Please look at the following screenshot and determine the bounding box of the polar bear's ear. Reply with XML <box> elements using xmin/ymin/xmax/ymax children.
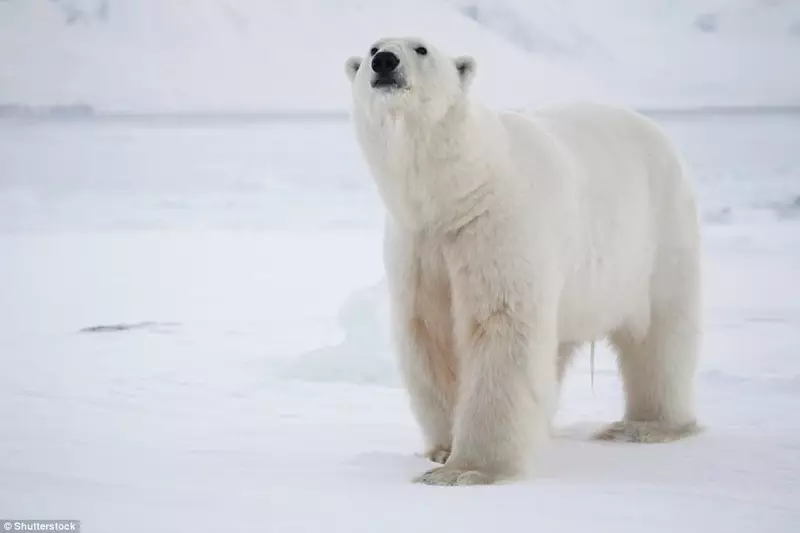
<box><xmin>345</xmin><ymin>57</ymin><xmax>362</xmax><ymax>82</ymax></box>
<box><xmin>454</xmin><ymin>56</ymin><xmax>476</xmax><ymax>90</ymax></box>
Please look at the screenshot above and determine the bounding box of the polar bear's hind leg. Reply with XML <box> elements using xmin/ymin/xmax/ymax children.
<box><xmin>596</xmin><ymin>234</ymin><xmax>701</xmax><ymax>443</ymax></box>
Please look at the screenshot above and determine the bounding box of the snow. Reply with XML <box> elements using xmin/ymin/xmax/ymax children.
<box><xmin>1</xmin><ymin>111</ymin><xmax>799</xmax><ymax>531</ymax></box>
<box><xmin>3</xmin><ymin>2</ymin><xmax>799</xmax><ymax>528</ymax></box>
<box><xmin>447</xmin><ymin>0</ymin><xmax>800</xmax><ymax>109</ymax></box>
<box><xmin>2</xmin><ymin>0</ymin><xmax>799</xmax><ymax>112</ymax></box>
<box><xmin>0</xmin><ymin>0</ymin><xmax>604</xmax><ymax>113</ymax></box>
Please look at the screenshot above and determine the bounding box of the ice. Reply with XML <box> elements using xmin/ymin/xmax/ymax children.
<box><xmin>1</xmin><ymin>112</ymin><xmax>799</xmax><ymax>531</ymax></box>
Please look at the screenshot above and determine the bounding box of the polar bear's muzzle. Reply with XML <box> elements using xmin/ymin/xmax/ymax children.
<box><xmin>370</xmin><ymin>50</ymin><xmax>407</xmax><ymax>90</ymax></box>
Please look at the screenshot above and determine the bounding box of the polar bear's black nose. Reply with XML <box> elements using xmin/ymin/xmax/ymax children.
<box><xmin>371</xmin><ymin>51</ymin><xmax>400</xmax><ymax>75</ymax></box>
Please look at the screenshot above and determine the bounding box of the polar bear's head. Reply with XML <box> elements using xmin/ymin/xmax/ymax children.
<box><xmin>345</xmin><ymin>37</ymin><xmax>476</xmax><ymax>121</ymax></box>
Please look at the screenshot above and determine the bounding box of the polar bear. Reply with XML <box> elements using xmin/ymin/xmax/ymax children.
<box><xmin>344</xmin><ymin>37</ymin><xmax>702</xmax><ymax>486</ymax></box>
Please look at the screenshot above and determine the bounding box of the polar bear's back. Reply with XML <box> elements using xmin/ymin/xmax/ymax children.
<box><xmin>522</xmin><ymin>103</ymin><xmax>686</xmax><ymax>190</ymax></box>
<box><xmin>501</xmin><ymin>102</ymin><xmax>694</xmax><ymax>238</ymax></box>
<box><xmin>498</xmin><ymin>103</ymin><xmax>698</xmax><ymax>342</ymax></box>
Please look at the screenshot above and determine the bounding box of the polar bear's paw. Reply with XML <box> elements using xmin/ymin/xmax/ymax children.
<box><xmin>413</xmin><ymin>465</ymin><xmax>497</xmax><ymax>486</ymax></box>
<box><xmin>593</xmin><ymin>420</ymin><xmax>699</xmax><ymax>443</ymax></box>
<box><xmin>424</xmin><ymin>446</ymin><xmax>451</xmax><ymax>464</ymax></box>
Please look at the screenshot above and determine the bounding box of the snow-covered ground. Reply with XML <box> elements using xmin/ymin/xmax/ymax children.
<box><xmin>1</xmin><ymin>111</ymin><xmax>798</xmax><ymax>531</ymax></box>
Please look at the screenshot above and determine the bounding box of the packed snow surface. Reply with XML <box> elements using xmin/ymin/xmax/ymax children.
<box><xmin>1</xmin><ymin>110</ymin><xmax>799</xmax><ymax>531</ymax></box>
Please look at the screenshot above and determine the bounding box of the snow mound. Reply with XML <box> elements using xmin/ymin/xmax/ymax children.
<box><xmin>280</xmin><ymin>281</ymin><xmax>399</xmax><ymax>387</ymax></box>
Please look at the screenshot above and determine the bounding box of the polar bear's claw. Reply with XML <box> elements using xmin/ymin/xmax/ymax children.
<box><xmin>424</xmin><ymin>447</ymin><xmax>451</xmax><ymax>464</ymax></box>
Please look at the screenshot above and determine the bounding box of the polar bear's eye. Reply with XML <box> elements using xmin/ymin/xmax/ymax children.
<box><xmin>370</xmin><ymin>47</ymin><xmax>379</xmax><ymax>56</ymax></box>
<box><xmin>414</xmin><ymin>46</ymin><xmax>428</xmax><ymax>56</ymax></box>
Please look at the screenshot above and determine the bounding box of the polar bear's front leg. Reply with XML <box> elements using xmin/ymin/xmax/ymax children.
<box><xmin>415</xmin><ymin>226</ymin><xmax>559</xmax><ymax>486</ymax></box>
<box><xmin>391</xmin><ymin>306</ymin><xmax>457</xmax><ymax>464</ymax></box>
<box><xmin>414</xmin><ymin>297</ymin><xmax>558</xmax><ymax>485</ymax></box>
<box><xmin>385</xmin><ymin>225</ymin><xmax>457</xmax><ymax>463</ymax></box>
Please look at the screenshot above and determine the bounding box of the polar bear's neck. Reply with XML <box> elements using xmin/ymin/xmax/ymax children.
<box><xmin>356</xmin><ymin>102</ymin><xmax>504</xmax><ymax>232</ymax></box>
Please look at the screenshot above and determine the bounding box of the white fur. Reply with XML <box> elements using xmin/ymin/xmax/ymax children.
<box><xmin>345</xmin><ymin>38</ymin><xmax>702</xmax><ymax>486</ymax></box>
